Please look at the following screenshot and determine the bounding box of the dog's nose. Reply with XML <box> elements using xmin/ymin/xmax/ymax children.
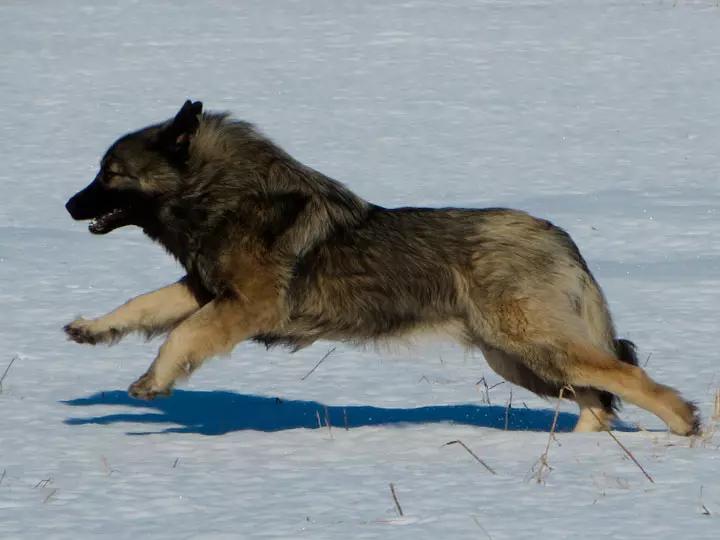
<box><xmin>65</xmin><ymin>197</ymin><xmax>77</xmax><ymax>216</ymax></box>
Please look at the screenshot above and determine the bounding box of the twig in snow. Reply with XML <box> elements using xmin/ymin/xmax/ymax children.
<box><xmin>0</xmin><ymin>356</ymin><xmax>18</xmax><ymax>395</ymax></box>
<box><xmin>34</xmin><ymin>477</ymin><xmax>53</xmax><ymax>489</ymax></box>
<box><xmin>693</xmin><ymin>389</ymin><xmax>719</xmax><ymax>447</ymax></box>
<box><xmin>101</xmin><ymin>455</ymin><xmax>119</xmax><ymax>476</ymax></box>
<box><xmin>472</xmin><ymin>515</ymin><xmax>494</xmax><ymax>540</ymax></box>
<box><xmin>173</xmin><ymin>458</ymin><xmax>179</xmax><ymax>469</ymax></box>
<box><xmin>476</xmin><ymin>376</ymin><xmax>506</xmax><ymax>405</ymax></box>
<box><xmin>584</xmin><ymin>401</ymin><xmax>654</xmax><ymax>483</ymax></box>
<box><xmin>476</xmin><ymin>375</ymin><xmax>491</xmax><ymax>405</ymax></box>
<box><xmin>389</xmin><ymin>483</ymin><xmax>403</xmax><ymax>516</ymax></box>
<box><xmin>700</xmin><ymin>486</ymin><xmax>711</xmax><ymax>516</ymax></box>
<box><xmin>504</xmin><ymin>388</ymin><xmax>513</xmax><ymax>431</ymax></box>
<box><xmin>324</xmin><ymin>405</ymin><xmax>333</xmax><ymax>439</ymax></box>
<box><xmin>605</xmin><ymin>428</ymin><xmax>654</xmax><ymax>483</ymax></box>
<box><xmin>43</xmin><ymin>489</ymin><xmax>57</xmax><ymax>504</ymax></box>
<box><xmin>301</xmin><ymin>347</ymin><xmax>336</xmax><ymax>381</ymax></box>
<box><xmin>443</xmin><ymin>440</ymin><xmax>497</xmax><ymax>475</ymax></box>
<box><xmin>536</xmin><ymin>387</ymin><xmax>565</xmax><ymax>484</ymax></box>
<box><xmin>0</xmin><ymin>469</ymin><xmax>6</xmax><ymax>485</ymax></box>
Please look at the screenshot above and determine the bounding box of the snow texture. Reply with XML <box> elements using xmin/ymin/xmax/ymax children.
<box><xmin>1</xmin><ymin>1</ymin><xmax>719</xmax><ymax>539</ymax></box>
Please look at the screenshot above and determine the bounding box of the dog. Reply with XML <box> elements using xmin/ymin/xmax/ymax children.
<box><xmin>64</xmin><ymin>100</ymin><xmax>700</xmax><ymax>435</ymax></box>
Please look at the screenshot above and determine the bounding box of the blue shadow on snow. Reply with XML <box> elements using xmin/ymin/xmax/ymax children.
<box><xmin>62</xmin><ymin>389</ymin><xmax>638</xmax><ymax>435</ymax></box>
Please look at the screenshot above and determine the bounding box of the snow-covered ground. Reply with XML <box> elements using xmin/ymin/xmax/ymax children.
<box><xmin>1</xmin><ymin>1</ymin><xmax>719</xmax><ymax>538</ymax></box>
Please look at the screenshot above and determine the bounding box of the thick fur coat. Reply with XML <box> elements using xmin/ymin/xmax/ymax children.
<box><xmin>64</xmin><ymin>101</ymin><xmax>700</xmax><ymax>435</ymax></box>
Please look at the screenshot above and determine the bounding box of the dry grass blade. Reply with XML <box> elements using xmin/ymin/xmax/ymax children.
<box><xmin>604</xmin><ymin>427</ymin><xmax>654</xmax><ymax>483</ymax></box>
<box><xmin>43</xmin><ymin>489</ymin><xmax>57</xmax><ymax>504</ymax></box>
<box><xmin>476</xmin><ymin>376</ymin><xmax>505</xmax><ymax>405</ymax></box>
<box><xmin>700</xmin><ymin>486</ymin><xmax>711</xmax><ymax>516</ymax></box>
<box><xmin>472</xmin><ymin>515</ymin><xmax>494</xmax><ymax>540</ymax></box>
<box><xmin>0</xmin><ymin>356</ymin><xmax>18</xmax><ymax>395</ymax></box>
<box><xmin>536</xmin><ymin>386</ymin><xmax>565</xmax><ymax>484</ymax></box>
<box><xmin>101</xmin><ymin>455</ymin><xmax>120</xmax><ymax>476</ymax></box>
<box><xmin>34</xmin><ymin>477</ymin><xmax>53</xmax><ymax>489</ymax></box>
<box><xmin>301</xmin><ymin>347</ymin><xmax>336</xmax><ymax>381</ymax></box>
<box><xmin>389</xmin><ymin>483</ymin><xmax>403</xmax><ymax>516</ymax></box>
<box><xmin>504</xmin><ymin>388</ymin><xmax>513</xmax><ymax>431</ymax></box>
<box><xmin>476</xmin><ymin>375</ymin><xmax>491</xmax><ymax>405</ymax></box>
<box><xmin>643</xmin><ymin>352</ymin><xmax>652</xmax><ymax>367</ymax></box>
<box><xmin>443</xmin><ymin>440</ymin><xmax>497</xmax><ymax>475</ymax></box>
<box><xmin>324</xmin><ymin>405</ymin><xmax>334</xmax><ymax>439</ymax></box>
<box><xmin>584</xmin><ymin>405</ymin><xmax>655</xmax><ymax>484</ymax></box>
<box><xmin>696</xmin><ymin>388</ymin><xmax>720</xmax><ymax>446</ymax></box>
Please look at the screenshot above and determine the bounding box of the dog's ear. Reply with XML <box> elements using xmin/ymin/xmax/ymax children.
<box><xmin>157</xmin><ymin>100</ymin><xmax>203</xmax><ymax>162</ymax></box>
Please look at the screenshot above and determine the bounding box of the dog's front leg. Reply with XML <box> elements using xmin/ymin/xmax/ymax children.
<box><xmin>128</xmin><ymin>293</ymin><xmax>282</xmax><ymax>400</ymax></box>
<box><xmin>64</xmin><ymin>276</ymin><xmax>206</xmax><ymax>345</ymax></box>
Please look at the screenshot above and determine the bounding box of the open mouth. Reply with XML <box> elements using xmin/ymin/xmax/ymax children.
<box><xmin>89</xmin><ymin>207</ymin><xmax>132</xmax><ymax>235</ymax></box>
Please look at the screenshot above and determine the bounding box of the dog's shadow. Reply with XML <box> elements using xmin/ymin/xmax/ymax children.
<box><xmin>62</xmin><ymin>389</ymin><xmax>639</xmax><ymax>435</ymax></box>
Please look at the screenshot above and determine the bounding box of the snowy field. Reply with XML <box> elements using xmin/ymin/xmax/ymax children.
<box><xmin>1</xmin><ymin>0</ymin><xmax>720</xmax><ymax>538</ymax></box>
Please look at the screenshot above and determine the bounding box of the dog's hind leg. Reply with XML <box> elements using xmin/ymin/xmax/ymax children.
<box><xmin>563</xmin><ymin>343</ymin><xmax>700</xmax><ymax>436</ymax></box>
<box><xmin>64</xmin><ymin>276</ymin><xmax>206</xmax><ymax>345</ymax></box>
<box><xmin>571</xmin><ymin>388</ymin><xmax>615</xmax><ymax>432</ymax></box>
<box><xmin>469</xmin><ymin>294</ymin><xmax>699</xmax><ymax>435</ymax></box>
<box><xmin>479</xmin><ymin>345</ymin><xmax>613</xmax><ymax>431</ymax></box>
<box><xmin>480</xmin><ymin>331</ymin><xmax>699</xmax><ymax>435</ymax></box>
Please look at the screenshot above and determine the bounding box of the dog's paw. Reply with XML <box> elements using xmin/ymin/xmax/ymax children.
<box><xmin>64</xmin><ymin>318</ymin><xmax>120</xmax><ymax>345</ymax></box>
<box><xmin>128</xmin><ymin>373</ymin><xmax>172</xmax><ymax>401</ymax></box>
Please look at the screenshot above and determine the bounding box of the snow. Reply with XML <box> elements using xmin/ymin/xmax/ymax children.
<box><xmin>1</xmin><ymin>0</ymin><xmax>719</xmax><ymax>538</ymax></box>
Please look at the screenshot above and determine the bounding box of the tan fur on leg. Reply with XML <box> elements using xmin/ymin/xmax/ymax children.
<box><xmin>482</xmin><ymin>346</ymin><xmax>613</xmax><ymax>432</ymax></box>
<box><xmin>64</xmin><ymin>277</ymin><xmax>204</xmax><ymax>345</ymax></box>
<box><xmin>573</xmin><ymin>389</ymin><xmax>613</xmax><ymax>432</ymax></box>
<box><xmin>566</xmin><ymin>344</ymin><xmax>699</xmax><ymax>436</ymax></box>
<box><xmin>128</xmin><ymin>272</ymin><xmax>284</xmax><ymax>400</ymax></box>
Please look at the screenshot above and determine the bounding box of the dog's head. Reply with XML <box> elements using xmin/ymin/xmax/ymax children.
<box><xmin>65</xmin><ymin>100</ymin><xmax>203</xmax><ymax>235</ymax></box>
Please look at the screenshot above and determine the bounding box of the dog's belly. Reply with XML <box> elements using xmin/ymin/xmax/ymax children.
<box><xmin>279</xmin><ymin>275</ymin><xmax>465</xmax><ymax>347</ymax></box>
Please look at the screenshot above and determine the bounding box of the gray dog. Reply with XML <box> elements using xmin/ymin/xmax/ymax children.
<box><xmin>64</xmin><ymin>101</ymin><xmax>699</xmax><ymax>435</ymax></box>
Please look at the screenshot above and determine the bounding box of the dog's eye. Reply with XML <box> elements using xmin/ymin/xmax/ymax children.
<box><xmin>104</xmin><ymin>160</ymin><xmax>125</xmax><ymax>175</ymax></box>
